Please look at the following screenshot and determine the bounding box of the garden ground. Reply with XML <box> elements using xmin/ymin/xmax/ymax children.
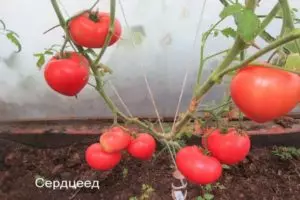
<box><xmin>0</xmin><ymin>140</ymin><xmax>299</xmax><ymax>200</ymax></box>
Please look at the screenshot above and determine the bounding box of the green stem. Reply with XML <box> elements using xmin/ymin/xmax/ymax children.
<box><xmin>93</xmin><ymin>0</ymin><xmax>116</xmax><ymax>66</ymax></box>
<box><xmin>60</xmin><ymin>38</ymin><xmax>68</xmax><ymax>57</ymax></box>
<box><xmin>203</xmin><ymin>49</ymin><xmax>229</xmax><ymax>62</ymax></box>
<box><xmin>258</xmin><ymin>3</ymin><xmax>280</xmax><ymax>36</ymax></box>
<box><xmin>279</xmin><ymin>0</ymin><xmax>300</xmax><ymax>53</ymax></box>
<box><xmin>197</xmin><ymin>19</ymin><xmax>224</xmax><ymax>84</ymax></box>
<box><xmin>218</xmin><ymin>30</ymin><xmax>300</xmax><ymax>77</ymax></box>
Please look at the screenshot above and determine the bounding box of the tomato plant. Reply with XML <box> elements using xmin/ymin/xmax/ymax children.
<box><xmin>69</xmin><ymin>12</ymin><xmax>122</xmax><ymax>48</ymax></box>
<box><xmin>204</xmin><ymin>128</ymin><xmax>251</xmax><ymax>165</ymax></box>
<box><xmin>44</xmin><ymin>52</ymin><xmax>90</xmax><ymax>96</ymax></box>
<box><xmin>85</xmin><ymin>143</ymin><xmax>121</xmax><ymax>170</ymax></box>
<box><xmin>35</xmin><ymin>0</ymin><xmax>300</xmax><ymax>195</ymax></box>
<box><xmin>127</xmin><ymin>133</ymin><xmax>156</xmax><ymax>160</ymax></box>
<box><xmin>99</xmin><ymin>127</ymin><xmax>131</xmax><ymax>153</ymax></box>
<box><xmin>176</xmin><ymin>146</ymin><xmax>222</xmax><ymax>185</ymax></box>
<box><xmin>230</xmin><ymin>65</ymin><xmax>300</xmax><ymax>123</ymax></box>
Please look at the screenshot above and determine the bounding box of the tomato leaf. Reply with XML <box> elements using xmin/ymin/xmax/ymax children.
<box><xmin>284</xmin><ymin>53</ymin><xmax>300</xmax><ymax>73</ymax></box>
<box><xmin>236</xmin><ymin>9</ymin><xmax>261</xmax><ymax>42</ymax></box>
<box><xmin>44</xmin><ymin>50</ymin><xmax>54</xmax><ymax>55</ymax></box>
<box><xmin>6</xmin><ymin>31</ymin><xmax>22</xmax><ymax>52</ymax></box>
<box><xmin>34</xmin><ymin>54</ymin><xmax>45</xmax><ymax>69</ymax></box>
<box><xmin>203</xmin><ymin>193</ymin><xmax>214</xmax><ymax>200</ymax></box>
<box><xmin>221</xmin><ymin>27</ymin><xmax>237</xmax><ymax>38</ymax></box>
<box><xmin>219</xmin><ymin>3</ymin><xmax>244</xmax><ymax>18</ymax></box>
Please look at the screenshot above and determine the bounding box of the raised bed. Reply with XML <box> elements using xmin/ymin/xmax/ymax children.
<box><xmin>0</xmin><ymin>116</ymin><xmax>299</xmax><ymax>200</ymax></box>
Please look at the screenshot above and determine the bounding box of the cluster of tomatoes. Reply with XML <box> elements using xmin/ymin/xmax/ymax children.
<box><xmin>176</xmin><ymin>128</ymin><xmax>250</xmax><ymax>185</ymax></box>
<box><xmin>43</xmin><ymin>12</ymin><xmax>122</xmax><ymax>97</ymax></box>
<box><xmin>85</xmin><ymin>127</ymin><xmax>156</xmax><ymax>170</ymax></box>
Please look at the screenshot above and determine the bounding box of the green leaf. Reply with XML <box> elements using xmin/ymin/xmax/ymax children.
<box><xmin>204</xmin><ymin>193</ymin><xmax>214</xmax><ymax>200</ymax></box>
<box><xmin>204</xmin><ymin>184</ymin><xmax>213</xmax><ymax>192</ymax></box>
<box><xmin>196</xmin><ymin>197</ymin><xmax>205</xmax><ymax>200</ymax></box>
<box><xmin>284</xmin><ymin>53</ymin><xmax>300</xmax><ymax>72</ymax></box>
<box><xmin>6</xmin><ymin>32</ymin><xmax>21</xmax><ymax>52</ymax></box>
<box><xmin>44</xmin><ymin>50</ymin><xmax>54</xmax><ymax>55</ymax></box>
<box><xmin>34</xmin><ymin>54</ymin><xmax>45</xmax><ymax>69</ymax></box>
<box><xmin>236</xmin><ymin>9</ymin><xmax>261</xmax><ymax>42</ymax></box>
<box><xmin>0</xmin><ymin>20</ymin><xmax>6</xmax><ymax>30</ymax></box>
<box><xmin>221</xmin><ymin>27</ymin><xmax>237</xmax><ymax>38</ymax></box>
<box><xmin>220</xmin><ymin>3</ymin><xmax>244</xmax><ymax>18</ymax></box>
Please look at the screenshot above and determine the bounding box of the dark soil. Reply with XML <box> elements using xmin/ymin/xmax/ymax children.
<box><xmin>0</xmin><ymin>140</ymin><xmax>299</xmax><ymax>200</ymax></box>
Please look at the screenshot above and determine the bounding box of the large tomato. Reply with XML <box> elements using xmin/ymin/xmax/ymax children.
<box><xmin>99</xmin><ymin>127</ymin><xmax>131</xmax><ymax>153</ymax></box>
<box><xmin>44</xmin><ymin>52</ymin><xmax>89</xmax><ymax>96</ymax></box>
<box><xmin>69</xmin><ymin>12</ymin><xmax>122</xmax><ymax>48</ymax></box>
<box><xmin>176</xmin><ymin>146</ymin><xmax>222</xmax><ymax>185</ymax></box>
<box><xmin>85</xmin><ymin>143</ymin><xmax>121</xmax><ymax>170</ymax></box>
<box><xmin>230</xmin><ymin>65</ymin><xmax>300</xmax><ymax>123</ymax></box>
<box><xmin>205</xmin><ymin>128</ymin><xmax>251</xmax><ymax>165</ymax></box>
<box><xmin>127</xmin><ymin>133</ymin><xmax>156</xmax><ymax>160</ymax></box>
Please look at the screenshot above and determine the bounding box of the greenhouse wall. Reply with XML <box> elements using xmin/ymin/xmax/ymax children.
<box><xmin>0</xmin><ymin>0</ymin><xmax>300</xmax><ymax>120</ymax></box>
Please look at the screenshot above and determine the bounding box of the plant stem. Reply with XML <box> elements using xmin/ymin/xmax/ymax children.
<box><xmin>279</xmin><ymin>0</ymin><xmax>300</xmax><ymax>53</ymax></box>
<box><xmin>50</xmin><ymin>0</ymin><xmax>170</xmax><ymax>139</ymax></box>
<box><xmin>197</xmin><ymin>19</ymin><xmax>224</xmax><ymax>84</ymax></box>
<box><xmin>258</xmin><ymin>3</ymin><xmax>280</xmax><ymax>36</ymax></box>
<box><xmin>203</xmin><ymin>49</ymin><xmax>229</xmax><ymax>62</ymax></box>
<box><xmin>93</xmin><ymin>0</ymin><xmax>116</xmax><ymax>66</ymax></box>
<box><xmin>218</xmin><ymin>30</ymin><xmax>300</xmax><ymax>77</ymax></box>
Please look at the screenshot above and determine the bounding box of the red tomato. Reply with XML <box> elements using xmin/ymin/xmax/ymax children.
<box><xmin>69</xmin><ymin>12</ymin><xmax>122</xmax><ymax>48</ymax></box>
<box><xmin>99</xmin><ymin>127</ymin><xmax>131</xmax><ymax>153</ymax></box>
<box><xmin>175</xmin><ymin>146</ymin><xmax>222</xmax><ymax>185</ymax></box>
<box><xmin>127</xmin><ymin>133</ymin><xmax>156</xmax><ymax>160</ymax></box>
<box><xmin>230</xmin><ymin>65</ymin><xmax>300</xmax><ymax>123</ymax></box>
<box><xmin>85</xmin><ymin>143</ymin><xmax>121</xmax><ymax>170</ymax></box>
<box><xmin>44</xmin><ymin>52</ymin><xmax>89</xmax><ymax>96</ymax></box>
<box><xmin>205</xmin><ymin>128</ymin><xmax>251</xmax><ymax>165</ymax></box>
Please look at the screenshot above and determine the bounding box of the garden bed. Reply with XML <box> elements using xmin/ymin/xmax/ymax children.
<box><xmin>0</xmin><ymin>140</ymin><xmax>299</xmax><ymax>200</ymax></box>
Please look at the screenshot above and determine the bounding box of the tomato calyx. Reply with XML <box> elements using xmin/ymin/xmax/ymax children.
<box><xmin>88</xmin><ymin>11</ymin><xmax>100</xmax><ymax>23</ymax></box>
<box><xmin>54</xmin><ymin>51</ymin><xmax>74</xmax><ymax>60</ymax></box>
<box><xmin>220</xmin><ymin>127</ymin><xmax>228</xmax><ymax>135</ymax></box>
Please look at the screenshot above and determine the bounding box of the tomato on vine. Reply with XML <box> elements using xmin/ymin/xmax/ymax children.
<box><xmin>230</xmin><ymin>65</ymin><xmax>300</xmax><ymax>123</ymax></box>
<box><xmin>44</xmin><ymin>52</ymin><xmax>90</xmax><ymax>96</ymax></box>
<box><xmin>176</xmin><ymin>146</ymin><xmax>222</xmax><ymax>185</ymax></box>
<box><xmin>99</xmin><ymin>126</ymin><xmax>131</xmax><ymax>153</ymax></box>
<box><xmin>85</xmin><ymin>143</ymin><xmax>121</xmax><ymax>170</ymax></box>
<box><xmin>204</xmin><ymin>128</ymin><xmax>251</xmax><ymax>165</ymax></box>
<box><xmin>69</xmin><ymin>12</ymin><xmax>122</xmax><ymax>48</ymax></box>
<box><xmin>127</xmin><ymin>133</ymin><xmax>156</xmax><ymax>160</ymax></box>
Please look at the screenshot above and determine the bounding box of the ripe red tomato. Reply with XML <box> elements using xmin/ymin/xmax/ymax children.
<box><xmin>99</xmin><ymin>127</ymin><xmax>131</xmax><ymax>153</ymax></box>
<box><xmin>85</xmin><ymin>143</ymin><xmax>121</xmax><ymax>170</ymax></box>
<box><xmin>69</xmin><ymin>12</ymin><xmax>122</xmax><ymax>48</ymax></box>
<box><xmin>230</xmin><ymin>65</ymin><xmax>300</xmax><ymax>123</ymax></box>
<box><xmin>175</xmin><ymin>146</ymin><xmax>222</xmax><ymax>185</ymax></box>
<box><xmin>127</xmin><ymin>133</ymin><xmax>156</xmax><ymax>160</ymax></box>
<box><xmin>205</xmin><ymin>128</ymin><xmax>251</xmax><ymax>165</ymax></box>
<box><xmin>44</xmin><ymin>52</ymin><xmax>89</xmax><ymax>96</ymax></box>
